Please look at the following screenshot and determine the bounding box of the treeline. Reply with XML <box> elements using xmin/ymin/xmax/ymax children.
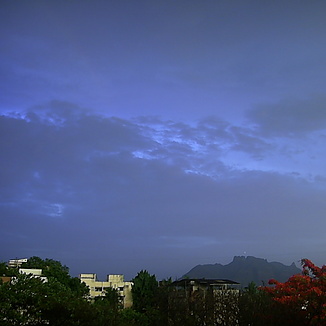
<box><xmin>0</xmin><ymin>257</ymin><xmax>325</xmax><ymax>325</ymax></box>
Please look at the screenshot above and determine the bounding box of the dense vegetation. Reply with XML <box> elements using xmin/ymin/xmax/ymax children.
<box><xmin>0</xmin><ymin>257</ymin><xmax>325</xmax><ymax>325</ymax></box>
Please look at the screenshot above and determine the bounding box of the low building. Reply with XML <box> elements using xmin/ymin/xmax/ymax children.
<box><xmin>19</xmin><ymin>268</ymin><xmax>48</xmax><ymax>282</ymax></box>
<box><xmin>19</xmin><ymin>268</ymin><xmax>43</xmax><ymax>276</ymax></box>
<box><xmin>8</xmin><ymin>258</ymin><xmax>28</xmax><ymax>268</ymax></box>
<box><xmin>170</xmin><ymin>278</ymin><xmax>240</xmax><ymax>325</ymax></box>
<box><xmin>79</xmin><ymin>273</ymin><xmax>133</xmax><ymax>308</ymax></box>
<box><xmin>171</xmin><ymin>278</ymin><xmax>240</xmax><ymax>291</ymax></box>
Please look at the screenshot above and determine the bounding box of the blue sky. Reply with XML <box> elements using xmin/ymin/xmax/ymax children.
<box><xmin>1</xmin><ymin>0</ymin><xmax>326</xmax><ymax>280</ymax></box>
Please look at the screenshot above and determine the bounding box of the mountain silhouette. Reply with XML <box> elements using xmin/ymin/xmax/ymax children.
<box><xmin>183</xmin><ymin>256</ymin><xmax>301</xmax><ymax>286</ymax></box>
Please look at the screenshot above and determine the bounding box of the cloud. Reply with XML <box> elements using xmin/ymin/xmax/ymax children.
<box><xmin>247</xmin><ymin>95</ymin><xmax>326</xmax><ymax>137</ymax></box>
<box><xmin>1</xmin><ymin>103</ymin><xmax>326</xmax><ymax>279</ymax></box>
<box><xmin>229</xmin><ymin>126</ymin><xmax>273</xmax><ymax>159</ymax></box>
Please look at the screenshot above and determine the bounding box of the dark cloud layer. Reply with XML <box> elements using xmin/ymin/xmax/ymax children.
<box><xmin>1</xmin><ymin>103</ymin><xmax>325</xmax><ymax>279</ymax></box>
<box><xmin>1</xmin><ymin>1</ymin><xmax>326</xmax><ymax>279</ymax></box>
<box><xmin>2</xmin><ymin>1</ymin><xmax>326</xmax><ymax>121</ymax></box>
<box><xmin>248</xmin><ymin>95</ymin><xmax>326</xmax><ymax>137</ymax></box>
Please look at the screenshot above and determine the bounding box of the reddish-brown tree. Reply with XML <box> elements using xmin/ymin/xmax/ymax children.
<box><xmin>262</xmin><ymin>259</ymin><xmax>326</xmax><ymax>325</ymax></box>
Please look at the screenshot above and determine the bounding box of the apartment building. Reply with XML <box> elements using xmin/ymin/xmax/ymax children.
<box><xmin>171</xmin><ymin>278</ymin><xmax>240</xmax><ymax>291</ymax></box>
<box><xmin>79</xmin><ymin>273</ymin><xmax>133</xmax><ymax>308</ymax></box>
<box><xmin>19</xmin><ymin>268</ymin><xmax>48</xmax><ymax>282</ymax></box>
<box><xmin>8</xmin><ymin>258</ymin><xmax>28</xmax><ymax>268</ymax></box>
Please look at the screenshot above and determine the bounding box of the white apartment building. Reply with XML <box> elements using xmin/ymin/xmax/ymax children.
<box><xmin>8</xmin><ymin>258</ymin><xmax>28</xmax><ymax>268</ymax></box>
<box><xmin>79</xmin><ymin>273</ymin><xmax>133</xmax><ymax>308</ymax></box>
<box><xmin>19</xmin><ymin>268</ymin><xmax>48</xmax><ymax>282</ymax></box>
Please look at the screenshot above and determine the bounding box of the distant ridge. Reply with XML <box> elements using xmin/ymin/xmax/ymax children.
<box><xmin>183</xmin><ymin>256</ymin><xmax>301</xmax><ymax>286</ymax></box>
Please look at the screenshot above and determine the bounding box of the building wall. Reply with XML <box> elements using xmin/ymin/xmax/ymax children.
<box><xmin>19</xmin><ymin>268</ymin><xmax>43</xmax><ymax>276</ymax></box>
<box><xmin>8</xmin><ymin>258</ymin><xmax>28</xmax><ymax>268</ymax></box>
<box><xmin>79</xmin><ymin>273</ymin><xmax>133</xmax><ymax>308</ymax></box>
<box><xmin>19</xmin><ymin>268</ymin><xmax>48</xmax><ymax>282</ymax></box>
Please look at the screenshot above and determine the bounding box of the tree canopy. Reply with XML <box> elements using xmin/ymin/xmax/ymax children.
<box><xmin>0</xmin><ymin>261</ymin><xmax>19</xmax><ymax>277</ymax></box>
<box><xmin>21</xmin><ymin>256</ymin><xmax>88</xmax><ymax>296</ymax></box>
<box><xmin>262</xmin><ymin>259</ymin><xmax>326</xmax><ymax>325</ymax></box>
<box><xmin>131</xmin><ymin>270</ymin><xmax>158</xmax><ymax>313</ymax></box>
<box><xmin>0</xmin><ymin>273</ymin><xmax>95</xmax><ymax>326</ymax></box>
<box><xmin>2</xmin><ymin>256</ymin><xmax>326</xmax><ymax>325</ymax></box>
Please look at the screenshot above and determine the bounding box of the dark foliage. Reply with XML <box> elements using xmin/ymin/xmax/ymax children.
<box><xmin>2</xmin><ymin>257</ymin><xmax>323</xmax><ymax>326</ymax></box>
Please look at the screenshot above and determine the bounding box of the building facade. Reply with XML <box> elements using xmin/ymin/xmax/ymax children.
<box><xmin>19</xmin><ymin>268</ymin><xmax>48</xmax><ymax>282</ymax></box>
<box><xmin>79</xmin><ymin>273</ymin><xmax>133</xmax><ymax>308</ymax></box>
<box><xmin>171</xmin><ymin>278</ymin><xmax>240</xmax><ymax>291</ymax></box>
<box><xmin>8</xmin><ymin>258</ymin><xmax>28</xmax><ymax>268</ymax></box>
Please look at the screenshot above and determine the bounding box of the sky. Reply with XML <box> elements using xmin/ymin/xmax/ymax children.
<box><xmin>1</xmin><ymin>0</ymin><xmax>326</xmax><ymax>281</ymax></box>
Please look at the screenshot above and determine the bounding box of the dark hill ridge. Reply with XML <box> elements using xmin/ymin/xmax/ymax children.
<box><xmin>183</xmin><ymin>256</ymin><xmax>301</xmax><ymax>286</ymax></box>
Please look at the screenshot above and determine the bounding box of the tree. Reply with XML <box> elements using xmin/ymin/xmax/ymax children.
<box><xmin>213</xmin><ymin>288</ymin><xmax>239</xmax><ymax>326</ymax></box>
<box><xmin>156</xmin><ymin>278</ymin><xmax>173</xmax><ymax>326</ymax></box>
<box><xmin>22</xmin><ymin>256</ymin><xmax>69</xmax><ymax>281</ymax></box>
<box><xmin>0</xmin><ymin>273</ymin><xmax>46</xmax><ymax>325</ymax></box>
<box><xmin>21</xmin><ymin>256</ymin><xmax>88</xmax><ymax>296</ymax></box>
<box><xmin>119</xmin><ymin>308</ymin><xmax>149</xmax><ymax>326</ymax></box>
<box><xmin>0</xmin><ymin>272</ymin><xmax>95</xmax><ymax>326</ymax></box>
<box><xmin>131</xmin><ymin>270</ymin><xmax>158</xmax><ymax>313</ymax></box>
<box><xmin>104</xmin><ymin>287</ymin><xmax>122</xmax><ymax>309</ymax></box>
<box><xmin>131</xmin><ymin>270</ymin><xmax>160</xmax><ymax>326</ymax></box>
<box><xmin>239</xmin><ymin>282</ymin><xmax>274</xmax><ymax>326</ymax></box>
<box><xmin>262</xmin><ymin>259</ymin><xmax>326</xmax><ymax>325</ymax></box>
<box><xmin>0</xmin><ymin>261</ymin><xmax>19</xmax><ymax>277</ymax></box>
<box><xmin>92</xmin><ymin>287</ymin><xmax>123</xmax><ymax>325</ymax></box>
<box><xmin>167</xmin><ymin>283</ymin><xmax>239</xmax><ymax>326</ymax></box>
